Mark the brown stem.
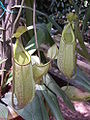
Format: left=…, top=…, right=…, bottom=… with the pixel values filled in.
left=12, top=0, right=24, bottom=35
left=33, top=0, right=40, bottom=60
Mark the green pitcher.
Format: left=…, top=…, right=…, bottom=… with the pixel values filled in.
left=57, top=23, right=76, bottom=79
left=12, top=39, right=35, bottom=109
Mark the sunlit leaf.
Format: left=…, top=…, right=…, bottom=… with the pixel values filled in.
left=25, top=43, right=35, bottom=51
left=61, top=86, right=90, bottom=101
left=28, top=49, right=36, bottom=55
left=27, top=25, right=33, bottom=31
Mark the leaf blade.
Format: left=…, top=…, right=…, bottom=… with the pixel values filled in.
left=44, top=74, right=75, bottom=111
left=41, top=88, right=64, bottom=120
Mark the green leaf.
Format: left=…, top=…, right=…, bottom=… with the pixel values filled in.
left=36, top=91, right=49, bottom=120
left=74, top=22, right=90, bottom=61
left=48, top=15, right=62, bottom=33
left=25, top=0, right=33, bottom=39
left=44, top=74, right=75, bottom=111
left=72, top=67, right=90, bottom=92
left=47, top=22, right=52, bottom=32
left=61, top=86, right=90, bottom=101
left=26, top=23, right=54, bottom=50
left=47, top=44, right=58, bottom=59
left=0, top=58, right=7, bottom=65
left=76, top=48, right=90, bottom=61
left=5, top=72, right=13, bottom=85
left=17, top=91, right=49, bottom=120
left=82, top=5, right=90, bottom=33
left=41, top=87, right=64, bottom=120
left=0, top=103, right=8, bottom=119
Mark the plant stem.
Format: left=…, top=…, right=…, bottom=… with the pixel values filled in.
left=12, top=5, right=62, bottom=33
left=12, top=5, right=48, bottom=18
left=33, top=0, right=40, bottom=59
left=12, top=0, right=24, bottom=35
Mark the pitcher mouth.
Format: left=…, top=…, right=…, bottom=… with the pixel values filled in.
left=14, top=51, right=31, bottom=66
left=62, top=23, right=75, bottom=44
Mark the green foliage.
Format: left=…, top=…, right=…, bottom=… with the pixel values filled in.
left=42, top=87, right=64, bottom=120
left=73, top=67, right=90, bottom=92
left=26, top=23, right=54, bottom=50
left=82, top=5, right=90, bottom=33
left=25, top=0, right=34, bottom=39
left=18, top=91, right=49, bottom=120
left=43, top=74, right=75, bottom=111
